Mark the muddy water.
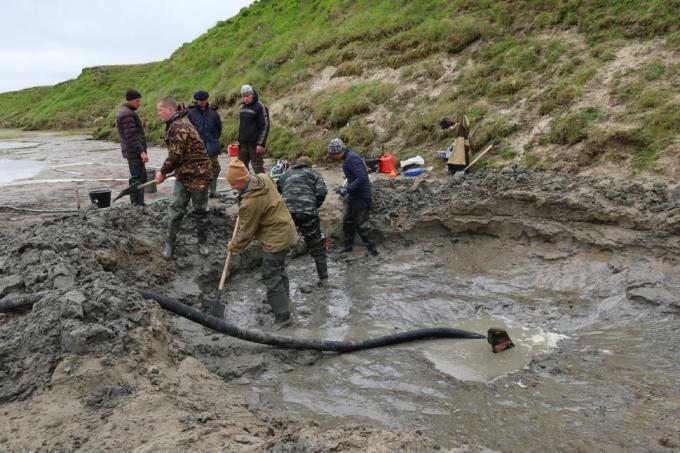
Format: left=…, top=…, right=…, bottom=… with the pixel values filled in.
left=173, top=221, right=680, bottom=451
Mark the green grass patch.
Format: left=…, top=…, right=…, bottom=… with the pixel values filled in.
left=311, top=82, right=394, bottom=129
left=549, top=108, right=602, bottom=145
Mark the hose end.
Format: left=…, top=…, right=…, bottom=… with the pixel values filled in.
left=487, top=327, right=514, bottom=353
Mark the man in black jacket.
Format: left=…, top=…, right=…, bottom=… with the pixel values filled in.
left=188, top=90, right=222, bottom=197
left=238, top=84, right=269, bottom=174
left=116, top=88, right=148, bottom=206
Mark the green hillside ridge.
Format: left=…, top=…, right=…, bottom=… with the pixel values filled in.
left=1, top=0, right=679, bottom=175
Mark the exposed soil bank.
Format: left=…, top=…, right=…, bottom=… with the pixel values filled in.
left=1, top=132, right=679, bottom=452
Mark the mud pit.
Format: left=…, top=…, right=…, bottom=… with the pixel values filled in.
left=1, top=132, right=680, bottom=452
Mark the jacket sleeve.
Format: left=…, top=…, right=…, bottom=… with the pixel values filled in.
left=160, top=126, right=183, bottom=175
left=119, top=113, right=144, bottom=155
left=346, top=158, right=368, bottom=195
left=256, top=103, right=270, bottom=147
left=231, top=200, right=262, bottom=253
left=314, top=171, right=327, bottom=207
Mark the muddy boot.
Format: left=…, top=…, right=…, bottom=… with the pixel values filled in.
left=315, top=258, right=328, bottom=286
left=332, top=244, right=353, bottom=255
left=365, top=246, right=378, bottom=257
left=209, top=178, right=218, bottom=198
left=163, top=222, right=180, bottom=260
left=269, top=292, right=292, bottom=330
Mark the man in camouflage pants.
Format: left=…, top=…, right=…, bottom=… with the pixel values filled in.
left=277, top=156, right=329, bottom=285
left=155, top=96, right=213, bottom=259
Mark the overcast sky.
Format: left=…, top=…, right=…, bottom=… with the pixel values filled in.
left=0, top=0, right=255, bottom=93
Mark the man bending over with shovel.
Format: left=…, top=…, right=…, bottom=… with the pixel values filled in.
left=226, top=159, right=298, bottom=330
left=155, top=96, right=213, bottom=259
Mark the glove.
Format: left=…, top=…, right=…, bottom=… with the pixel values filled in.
left=335, top=186, right=349, bottom=198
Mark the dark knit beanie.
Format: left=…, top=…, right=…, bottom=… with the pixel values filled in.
left=125, top=89, right=142, bottom=101
left=193, top=90, right=209, bottom=101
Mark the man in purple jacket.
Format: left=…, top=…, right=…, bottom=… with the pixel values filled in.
left=328, top=138, right=378, bottom=256
left=116, top=89, right=148, bottom=206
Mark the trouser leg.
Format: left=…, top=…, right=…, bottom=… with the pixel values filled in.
left=237, top=144, right=252, bottom=171
left=353, top=203, right=377, bottom=252
left=261, top=250, right=290, bottom=317
left=167, top=181, right=190, bottom=243
left=249, top=145, right=265, bottom=174
left=190, top=185, right=210, bottom=245
left=342, top=204, right=356, bottom=250
left=127, top=157, right=147, bottom=206
left=209, top=155, right=220, bottom=196
left=294, top=213, right=327, bottom=280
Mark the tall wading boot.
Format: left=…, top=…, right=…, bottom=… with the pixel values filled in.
left=209, top=178, right=218, bottom=198
left=163, top=221, right=180, bottom=260
left=315, top=258, right=328, bottom=286
left=268, top=292, right=292, bottom=331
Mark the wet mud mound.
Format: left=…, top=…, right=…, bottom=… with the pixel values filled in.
left=0, top=202, right=453, bottom=451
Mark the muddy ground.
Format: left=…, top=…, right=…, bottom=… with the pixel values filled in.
left=1, top=132, right=679, bottom=452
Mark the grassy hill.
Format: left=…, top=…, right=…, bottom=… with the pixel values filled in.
left=1, top=0, right=679, bottom=176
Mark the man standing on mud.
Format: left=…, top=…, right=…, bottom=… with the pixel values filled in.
left=277, top=156, right=329, bottom=286
left=116, top=89, right=148, bottom=206
left=155, top=96, right=213, bottom=259
left=188, top=90, right=222, bottom=198
left=226, top=159, right=298, bottom=330
left=328, top=138, right=378, bottom=256
left=237, top=84, right=269, bottom=174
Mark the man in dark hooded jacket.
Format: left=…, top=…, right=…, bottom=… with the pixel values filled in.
left=237, top=84, right=269, bottom=174
left=116, top=88, right=148, bottom=206
left=188, top=90, right=222, bottom=197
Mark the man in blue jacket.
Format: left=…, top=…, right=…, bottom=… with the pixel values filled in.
left=188, top=90, right=222, bottom=197
left=328, top=138, right=378, bottom=256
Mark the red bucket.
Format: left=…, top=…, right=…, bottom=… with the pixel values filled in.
left=228, top=143, right=239, bottom=157
left=378, top=154, right=397, bottom=174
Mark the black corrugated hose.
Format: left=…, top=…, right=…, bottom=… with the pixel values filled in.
left=136, top=288, right=486, bottom=352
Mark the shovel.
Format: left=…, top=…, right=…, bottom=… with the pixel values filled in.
left=452, top=139, right=500, bottom=180
left=205, top=216, right=240, bottom=318
left=113, top=172, right=174, bottom=202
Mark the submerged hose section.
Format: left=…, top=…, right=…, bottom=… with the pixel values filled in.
left=137, top=289, right=486, bottom=352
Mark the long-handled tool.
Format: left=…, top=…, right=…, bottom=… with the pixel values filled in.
left=452, top=139, right=500, bottom=180
left=113, top=172, right=174, bottom=202
left=206, top=217, right=240, bottom=317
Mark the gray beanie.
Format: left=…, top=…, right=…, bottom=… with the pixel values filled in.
left=327, top=138, right=346, bottom=155
left=240, top=84, right=254, bottom=96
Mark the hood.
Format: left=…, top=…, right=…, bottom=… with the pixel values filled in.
left=241, top=174, right=269, bottom=199
left=165, top=108, right=189, bottom=126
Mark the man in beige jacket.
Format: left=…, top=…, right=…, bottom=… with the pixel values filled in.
left=227, top=159, right=298, bottom=329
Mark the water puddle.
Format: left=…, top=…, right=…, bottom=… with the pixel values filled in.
left=415, top=315, right=567, bottom=382
left=0, top=159, right=46, bottom=183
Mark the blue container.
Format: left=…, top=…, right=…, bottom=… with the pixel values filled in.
left=404, top=168, right=425, bottom=177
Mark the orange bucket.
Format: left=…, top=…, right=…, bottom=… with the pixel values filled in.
left=378, top=153, right=397, bottom=174
left=228, top=143, right=239, bottom=157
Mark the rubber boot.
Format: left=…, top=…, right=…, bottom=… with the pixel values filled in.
left=269, top=292, right=292, bottom=330
left=315, top=258, right=328, bottom=286
left=137, top=188, right=146, bottom=207
left=163, top=222, right=180, bottom=260
left=209, top=179, right=218, bottom=198
left=365, top=246, right=378, bottom=257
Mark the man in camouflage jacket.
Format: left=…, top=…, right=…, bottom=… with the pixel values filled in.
left=277, top=156, right=328, bottom=284
left=155, top=96, right=213, bottom=259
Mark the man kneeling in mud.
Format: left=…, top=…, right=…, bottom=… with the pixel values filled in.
left=226, top=159, right=298, bottom=330
left=155, top=96, right=213, bottom=259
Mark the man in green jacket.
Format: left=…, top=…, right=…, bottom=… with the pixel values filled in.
left=226, top=159, right=298, bottom=329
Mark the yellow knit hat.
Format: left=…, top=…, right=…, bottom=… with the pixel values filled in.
left=226, top=159, right=249, bottom=186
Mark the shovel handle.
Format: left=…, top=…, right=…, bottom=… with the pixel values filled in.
left=463, top=139, right=500, bottom=173
left=218, top=216, right=240, bottom=291
left=137, top=172, right=174, bottom=189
